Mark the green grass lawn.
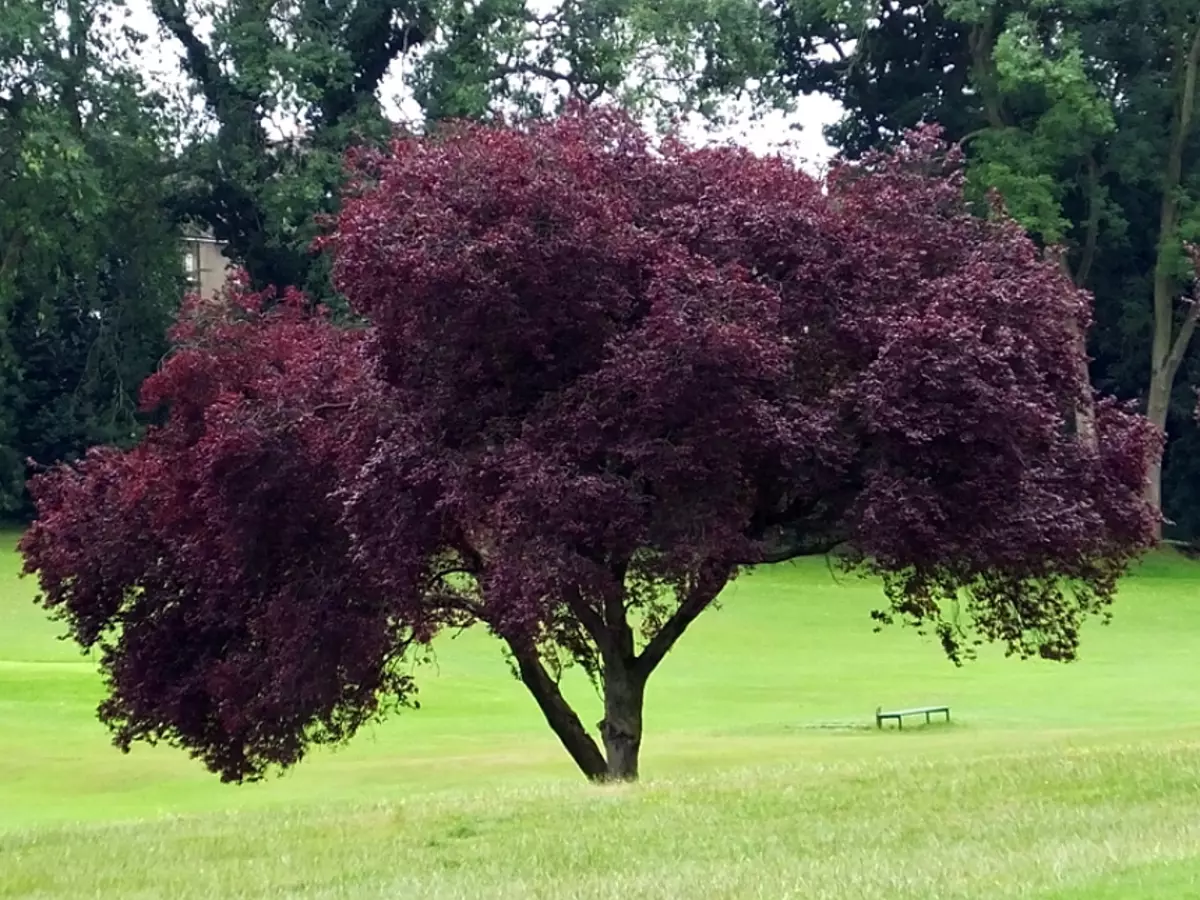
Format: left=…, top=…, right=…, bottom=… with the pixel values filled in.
left=3, top=528, right=1200, bottom=898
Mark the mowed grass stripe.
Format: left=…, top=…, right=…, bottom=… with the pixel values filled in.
left=3, top=528, right=1200, bottom=897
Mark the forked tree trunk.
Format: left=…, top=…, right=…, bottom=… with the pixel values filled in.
left=503, top=564, right=731, bottom=784
left=1144, top=27, right=1200, bottom=539
left=507, top=634, right=649, bottom=782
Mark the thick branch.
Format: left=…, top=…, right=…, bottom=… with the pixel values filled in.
left=741, top=487, right=856, bottom=565
left=151, top=0, right=234, bottom=115
left=63, top=0, right=88, bottom=134
left=1165, top=295, right=1200, bottom=387
left=373, top=21, right=428, bottom=86
left=634, top=563, right=732, bottom=678
left=968, top=15, right=1005, bottom=130
left=505, top=637, right=608, bottom=780
left=322, top=2, right=430, bottom=124
left=310, top=401, right=353, bottom=416
left=747, top=525, right=848, bottom=564
left=494, top=62, right=612, bottom=105
left=561, top=582, right=610, bottom=655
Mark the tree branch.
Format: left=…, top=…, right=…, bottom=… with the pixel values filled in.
left=151, top=0, right=233, bottom=114
left=423, top=589, right=485, bottom=624
left=560, top=582, right=610, bottom=655
left=746, top=526, right=849, bottom=564
left=310, top=401, right=352, bottom=416
left=634, top=562, right=732, bottom=678
left=334, top=1, right=430, bottom=121
left=494, top=62, right=609, bottom=104
left=1165, top=293, right=1200, bottom=387
left=505, top=636, right=608, bottom=780
left=968, top=14, right=1006, bottom=130
left=740, top=487, right=856, bottom=565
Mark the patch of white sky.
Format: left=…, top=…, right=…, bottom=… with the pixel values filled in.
left=122, top=0, right=843, bottom=174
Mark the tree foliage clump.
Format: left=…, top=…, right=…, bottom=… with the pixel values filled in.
left=22, top=109, right=1158, bottom=784
left=773, top=0, right=1200, bottom=535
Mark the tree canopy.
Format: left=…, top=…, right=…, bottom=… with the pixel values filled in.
left=21, top=110, right=1157, bottom=784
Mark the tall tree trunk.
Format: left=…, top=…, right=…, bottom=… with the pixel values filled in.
left=1070, top=312, right=1098, bottom=451
left=1049, top=247, right=1098, bottom=450
left=1145, top=368, right=1171, bottom=522
left=1146, top=26, right=1200, bottom=536
left=598, top=657, right=646, bottom=781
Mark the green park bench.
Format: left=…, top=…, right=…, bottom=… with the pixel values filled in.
left=875, top=704, right=950, bottom=730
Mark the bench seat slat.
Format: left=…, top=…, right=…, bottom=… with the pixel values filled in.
left=879, top=706, right=948, bottom=717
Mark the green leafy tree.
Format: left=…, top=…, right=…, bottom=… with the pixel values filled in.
left=776, top=0, right=1200, bottom=535
left=150, top=0, right=432, bottom=297
left=154, top=0, right=788, bottom=298
left=413, top=0, right=787, bottom=127
left=0, top=0, right=181, bottom=517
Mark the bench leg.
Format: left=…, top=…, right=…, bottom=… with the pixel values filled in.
left=925, top=711, right=931, bottom=724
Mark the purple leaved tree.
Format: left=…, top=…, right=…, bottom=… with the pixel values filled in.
left=21, top=110, right=1158, bottom=783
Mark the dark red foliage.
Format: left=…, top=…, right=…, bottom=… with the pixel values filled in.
left=22, top=110, right=1158, bottom=782
left=22, top=280, right=428, bottom=782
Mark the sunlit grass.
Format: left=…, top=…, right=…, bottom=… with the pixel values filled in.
left=3, top=528, right=1199, bottom=898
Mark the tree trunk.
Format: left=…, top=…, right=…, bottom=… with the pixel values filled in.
left=1144, top=27, right=1200, bottom=537
left=1051, top=248, right=1098, bottom=451
left=504, top=564, right=729, bottom=784
left=1070, top=315, right=1097, bottom=451
left=1146, top=267, right=1199, bottom=537
left=1145, top=367, right=1171, bottom=532
left=598, top=658, right=646, bottom=781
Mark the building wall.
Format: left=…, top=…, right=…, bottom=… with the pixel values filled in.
left=181, top=234, right=235, bottom=299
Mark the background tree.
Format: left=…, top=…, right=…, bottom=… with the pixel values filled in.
left=0, top=0, right=181, bottom=517
left=774, top=0, right=1200, bottom=537
left=155, top=0, right=786, bottom=300
left=150, top=0, right=433, bottom=298
left=412, top=0, right=787, bottom=125
left=21, top=111, right=1157, bottom=784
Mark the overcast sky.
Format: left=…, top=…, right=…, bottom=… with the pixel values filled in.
left=125, top=0, right=842, bottom=173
